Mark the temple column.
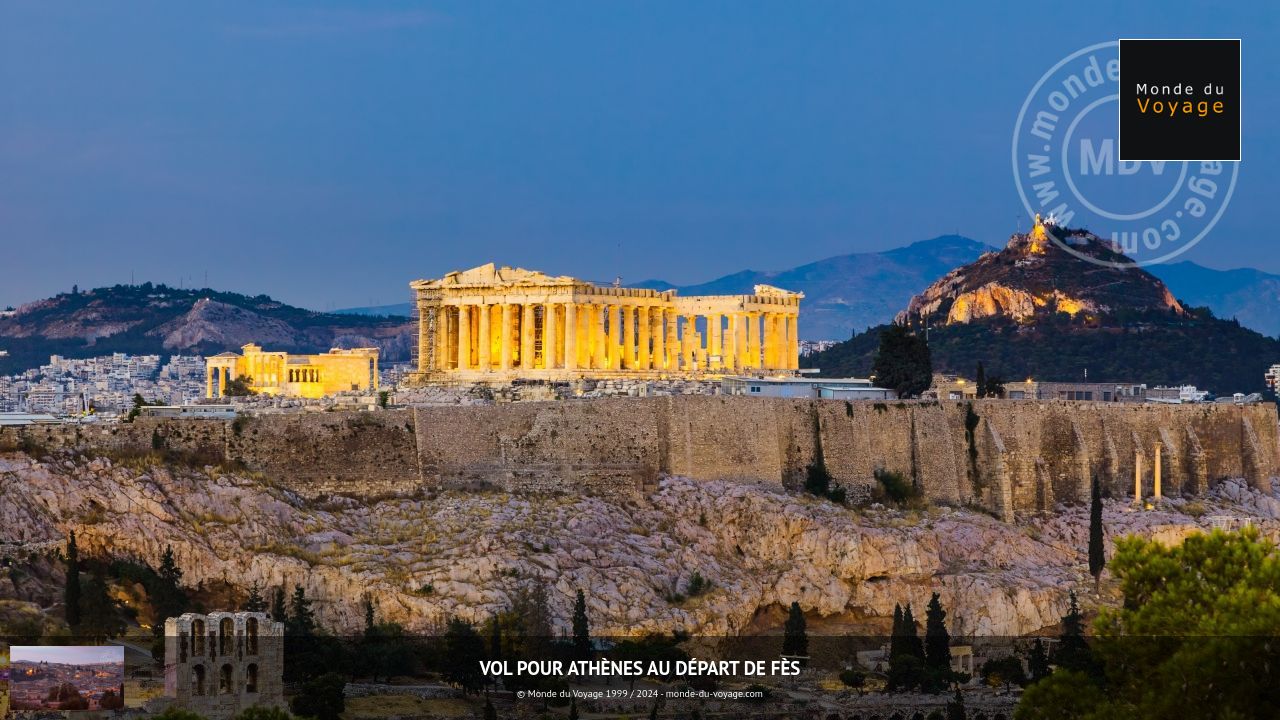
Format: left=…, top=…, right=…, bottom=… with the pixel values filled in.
left=543, top=303, right=558, bottom=369
left=680, top=315, right=696, bottom=371
left=477, top=303, right=492, bottom=370
left=665, top=310, right=679, bottom=370
left=206, top=367, right=214, bottom=398
left=564, top=303, right=579, bottom=370
left=500, top=303, right=514, bottom=370
left=520, top=304, right=536, bottom=368
left=637, top=306, right=650, bottom=370
left=591, top=304, right=607, bottom=369
left=417, top=301, right=431, bottom=372
left=762, top=313, right=776, bottom=369
left=608, top=304, right=622, bottom=370
left=787, top=313, right=799, bottom=369
left=708, top=314, right=722, bottom=370
left=746, top=312, right=760, bottom=369
left=651, top=307, right=665, bottom=370
left=436, top=308, right=451, bottom=371
left=457, top=305, right=472, bottom=370
left=732, top=312, right=742, bottom=368
left=622, top=306, right=636, bottom=369
left=219, top=367, right=228, bottom=395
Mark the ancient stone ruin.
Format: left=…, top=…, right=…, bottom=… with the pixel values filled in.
left=159, top=611, right=284, bottom=719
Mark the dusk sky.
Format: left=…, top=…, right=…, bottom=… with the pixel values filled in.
left=10, top=645, right=124, bottom=666
left=2, top=1, right=1277, bottom=311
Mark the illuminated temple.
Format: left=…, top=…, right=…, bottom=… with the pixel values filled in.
left=407, top=263, right=802, bottom=383
left=206, top=343, right=380, bottom=399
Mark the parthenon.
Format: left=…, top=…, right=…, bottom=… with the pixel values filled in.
left=407, top=263, right=802, bottom=383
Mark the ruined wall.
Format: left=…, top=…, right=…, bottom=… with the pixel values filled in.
left=3, top=398, right=1277, bottom=519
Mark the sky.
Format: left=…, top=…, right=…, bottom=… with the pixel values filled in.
left=10, top=645, right=124, bottom=666
left=2, top=1, right=1278, bottom=311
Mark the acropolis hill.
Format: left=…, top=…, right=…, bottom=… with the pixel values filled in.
left=5, top=397, right=1277, bottom=521
left=406, top=263, right=803, bottom=383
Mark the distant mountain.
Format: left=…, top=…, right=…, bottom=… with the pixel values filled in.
left=633, top=235, right=996, bottom=340
left=335, top=302, right=414, bottom=317
left=0, top=284, right=414, bottom=374
left=1148, top=262, right=1280, bottom=338
left=806, top=222, right=1280, bottom=394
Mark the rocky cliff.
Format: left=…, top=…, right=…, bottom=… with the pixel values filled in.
left=3, top=451, right=1278, bottom=641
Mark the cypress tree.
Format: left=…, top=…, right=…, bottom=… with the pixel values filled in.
left=902, top=603, right=924, bottom=660
left=289, top=585, right=316, bottom=636
left=1088, top=477, right=1105, bottom=591
left=363, top=595, right=376, bottom=635
left=65, top=530, right=81, bottom=629
left=271, top=586, right=287, bottom=621
left=488, top=614, right=503, bottom=663
left=243, top=581, right=267, bottom=613
left=782, top=601, right=808, bottom=660
left=975, top=362, right=987, bottom=398
left=889, top=603, right=904, bottom=659
left=571, top=589, right=592, bottom=661
left=923, top=593, right=952, bottom=692
left=1027, top=639, right=1051, bottom=683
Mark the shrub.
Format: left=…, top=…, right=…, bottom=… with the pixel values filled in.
left=839, top=669, right=866, bottom=688
left=874, top=468, right=917, bottom=505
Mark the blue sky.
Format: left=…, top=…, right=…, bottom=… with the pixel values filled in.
left=2, top=1, right=1277, bottom=310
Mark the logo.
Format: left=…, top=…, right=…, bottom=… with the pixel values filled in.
left=1011, top=41, right=1238, bottom=268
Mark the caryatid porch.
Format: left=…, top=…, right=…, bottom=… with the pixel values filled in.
left=408, top=264, right=803, bottom=383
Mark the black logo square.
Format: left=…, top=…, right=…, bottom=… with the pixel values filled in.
left=1119, top=39, right=1240, bottom=161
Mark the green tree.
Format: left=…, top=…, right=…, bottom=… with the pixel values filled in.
left=224, top=375, right=256, bottom=396
left=888, top=602, right=926, bottom=692
left=65, top=530, right=81, bottom=629
left=288, top=585, right=316, bottom=636
left=1088, top=478, right=1105, bottom=590
left=572, top=589, right=592, bottom=661
left=923, top=592, right=952, bottom=692
left=151, top=707, right=209, bottom=720
left=975, top=361, right=986, bottom=398
left=945, top=687, right=965, bottom=720
left=290, top=672, right=345, bottom=720
left=980, top=655, right=1027, bottom=690
left=443, top=618, right=487, bottom=695
left=243, top=581, right=268, bottom=613
left=1018, top=529, right=1280, bottom=719
left=271, top=585, right=287, bottom=621
left=80, top=569, right=125, bottom=640
left=1026, top=639, right=1051, bottom=683
left=871, top=324, right=933, bottom=398
left=232, top=707, right=293, bottom=720
left=1052, top=592, right=1094, bottom=677
left=781, top=601, right=807, bottom=661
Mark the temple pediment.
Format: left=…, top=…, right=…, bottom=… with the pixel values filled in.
left=754, top=284, right=805, bottom=299
left=418, top=263, right=579, bottom=289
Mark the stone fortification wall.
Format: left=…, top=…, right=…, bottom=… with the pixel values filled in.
left=3, top=398, right=1276, bottom=519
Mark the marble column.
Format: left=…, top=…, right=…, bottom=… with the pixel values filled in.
left=783, top=312, right=793, bottom=368
left=666, top=310, right=680, bottom=370
left=724, top=314, right=739, bottom=372
left=436, top=308, right=451, bottom=371
left=521, top=304, right=536, bottom=369
left=543, top=304, right=558, bottom=369
left=457, top=305, right=472, bottom=370
left=637, top=306, right=650, bottom=370
left=477, top=304, right=492, bottom=370
left=564, top=303, right=579, bottom=370
left=608, top=304, right=622, bottom=370
left=417, top=301, right=431, bottom=372
left=206, top=367, right=214, bottom=398
left=746, top=312, right=760, bottom=369
left=499, top=304, right=514, bottom=370
left=651, top=308, right=665, bottom=370
left=762, top=313, right=776, bottom=369
left=622, top=306, right=636, bottom=369
left=708, top=313, right=722, bottom=370
left=592, top=304, right=608, bottom=369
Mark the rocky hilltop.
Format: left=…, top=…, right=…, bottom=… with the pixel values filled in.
left=0, top=283, right=414, bottom=374
left=897, top=221, right=1183, bottom=326
left=3, top=451, right=1278, bottom=640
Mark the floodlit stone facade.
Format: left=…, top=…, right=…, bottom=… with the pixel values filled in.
left=163, top=611, right=284, bottom=720
left=205, top=343, right=379, bottom=399
left=407, top=263, right=803, bottom=383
